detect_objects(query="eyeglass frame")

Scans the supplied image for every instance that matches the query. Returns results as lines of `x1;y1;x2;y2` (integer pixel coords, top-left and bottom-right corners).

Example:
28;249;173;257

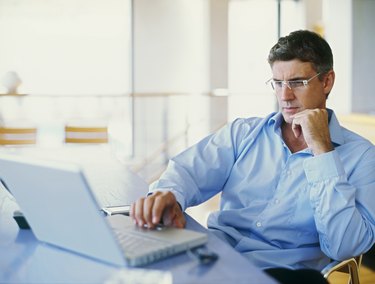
265;72;322;91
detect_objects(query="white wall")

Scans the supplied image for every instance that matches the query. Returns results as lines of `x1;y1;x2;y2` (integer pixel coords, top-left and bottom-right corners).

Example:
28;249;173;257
323;0;353;114
304;0;323;31
210;0;228;90
324;0;375;115
0;0;132;95
132;0;211;159
228;0;305;120
133;0;210;93
352;0;375;114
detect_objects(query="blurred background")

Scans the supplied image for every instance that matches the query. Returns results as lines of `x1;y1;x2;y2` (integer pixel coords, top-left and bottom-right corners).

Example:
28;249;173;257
0;0;374;181
1;2;375;282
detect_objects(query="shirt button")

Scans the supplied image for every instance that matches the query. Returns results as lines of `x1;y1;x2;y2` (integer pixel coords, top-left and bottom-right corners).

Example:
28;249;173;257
274;199;280;204
256;221;262;227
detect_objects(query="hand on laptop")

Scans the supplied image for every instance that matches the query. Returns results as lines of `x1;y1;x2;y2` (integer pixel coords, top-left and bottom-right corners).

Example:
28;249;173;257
130;191;186;229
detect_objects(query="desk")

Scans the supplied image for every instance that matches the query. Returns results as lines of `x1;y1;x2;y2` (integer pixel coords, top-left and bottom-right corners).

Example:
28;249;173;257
0;147;277;284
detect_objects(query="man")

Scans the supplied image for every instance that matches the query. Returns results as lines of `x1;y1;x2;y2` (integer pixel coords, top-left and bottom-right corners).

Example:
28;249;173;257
131;30;375;282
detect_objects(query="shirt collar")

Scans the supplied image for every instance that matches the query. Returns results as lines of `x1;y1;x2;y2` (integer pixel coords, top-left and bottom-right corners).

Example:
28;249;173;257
268;109;344;147
269;112;283;130
328;109;344;146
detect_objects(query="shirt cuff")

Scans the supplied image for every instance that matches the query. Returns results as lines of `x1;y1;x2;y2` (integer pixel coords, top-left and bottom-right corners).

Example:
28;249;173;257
303;150;346;183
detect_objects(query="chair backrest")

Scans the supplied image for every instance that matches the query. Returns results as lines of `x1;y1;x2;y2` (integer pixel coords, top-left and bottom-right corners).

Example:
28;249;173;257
338;113;375;144
0;126;37;145
322;255;362;284
64;125;108;144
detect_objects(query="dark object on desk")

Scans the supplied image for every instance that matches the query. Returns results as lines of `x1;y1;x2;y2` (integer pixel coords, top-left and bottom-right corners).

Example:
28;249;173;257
13;210;31;230
188;247;219;265
1;178;31;230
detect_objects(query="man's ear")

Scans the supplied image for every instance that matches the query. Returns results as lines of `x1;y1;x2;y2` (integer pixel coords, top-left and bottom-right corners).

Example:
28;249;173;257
323;70;335;96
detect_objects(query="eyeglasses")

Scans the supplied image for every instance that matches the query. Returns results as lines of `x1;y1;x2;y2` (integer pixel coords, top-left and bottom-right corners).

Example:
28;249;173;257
266;72;321;91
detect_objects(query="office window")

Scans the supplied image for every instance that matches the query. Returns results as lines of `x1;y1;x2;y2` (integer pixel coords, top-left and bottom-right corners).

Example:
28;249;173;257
0;0;132;153
228;0;304;119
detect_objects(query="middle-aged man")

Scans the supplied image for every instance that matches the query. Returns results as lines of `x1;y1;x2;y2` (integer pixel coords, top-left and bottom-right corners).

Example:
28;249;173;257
131;30;375;283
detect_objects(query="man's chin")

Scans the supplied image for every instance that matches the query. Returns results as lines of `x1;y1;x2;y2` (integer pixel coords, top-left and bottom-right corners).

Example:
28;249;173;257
282;113;293;124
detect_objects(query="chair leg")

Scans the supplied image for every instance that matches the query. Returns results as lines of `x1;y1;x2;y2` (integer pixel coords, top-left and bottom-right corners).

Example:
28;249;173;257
347;259;360;284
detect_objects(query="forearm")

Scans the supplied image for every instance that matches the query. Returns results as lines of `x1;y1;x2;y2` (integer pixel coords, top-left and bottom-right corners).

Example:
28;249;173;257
149;160;202;211
305;150;375;260
149;153;231;210
150;121;241;210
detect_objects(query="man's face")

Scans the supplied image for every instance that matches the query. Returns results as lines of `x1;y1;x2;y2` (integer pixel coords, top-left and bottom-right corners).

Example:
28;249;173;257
271;60;332;124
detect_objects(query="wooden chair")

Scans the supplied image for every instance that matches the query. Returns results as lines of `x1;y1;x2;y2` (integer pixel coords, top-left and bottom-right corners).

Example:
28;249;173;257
322;255;362;284
0;126;37;145
64;123;108;144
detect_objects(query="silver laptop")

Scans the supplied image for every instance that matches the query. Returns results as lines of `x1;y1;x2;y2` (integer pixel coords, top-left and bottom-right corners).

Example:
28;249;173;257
0;153;207;267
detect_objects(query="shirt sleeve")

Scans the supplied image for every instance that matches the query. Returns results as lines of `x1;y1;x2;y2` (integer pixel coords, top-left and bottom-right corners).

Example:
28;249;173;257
304;148;375;260
149;118;248;211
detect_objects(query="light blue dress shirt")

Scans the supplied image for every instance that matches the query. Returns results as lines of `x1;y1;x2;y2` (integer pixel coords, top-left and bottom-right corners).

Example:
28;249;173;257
150;110;375;270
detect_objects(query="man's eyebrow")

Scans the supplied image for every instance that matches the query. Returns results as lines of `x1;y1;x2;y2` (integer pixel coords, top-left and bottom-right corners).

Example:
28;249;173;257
273;76;305;81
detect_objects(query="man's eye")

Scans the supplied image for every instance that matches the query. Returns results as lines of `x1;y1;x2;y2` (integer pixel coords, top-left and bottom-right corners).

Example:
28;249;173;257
288;81;305;88
273;81;283;88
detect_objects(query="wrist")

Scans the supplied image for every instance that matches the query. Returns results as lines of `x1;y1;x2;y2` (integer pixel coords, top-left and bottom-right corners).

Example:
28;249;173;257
311;141;334;156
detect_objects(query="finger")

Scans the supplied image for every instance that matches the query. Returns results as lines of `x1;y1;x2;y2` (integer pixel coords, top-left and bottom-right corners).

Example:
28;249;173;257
163;202;185;228
152;193;169;225
162;208;174;227
172;207;186;228
154;192;180;226
130;202;135;218
143;196;155;228
173;217;186;228
133;197;146;227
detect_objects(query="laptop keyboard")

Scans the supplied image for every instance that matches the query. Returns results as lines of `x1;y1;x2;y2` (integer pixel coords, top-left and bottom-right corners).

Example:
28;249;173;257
115;231;177;266
116;231;169;253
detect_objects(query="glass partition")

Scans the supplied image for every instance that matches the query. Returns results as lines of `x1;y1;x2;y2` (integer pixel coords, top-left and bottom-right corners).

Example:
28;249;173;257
0;0;132;156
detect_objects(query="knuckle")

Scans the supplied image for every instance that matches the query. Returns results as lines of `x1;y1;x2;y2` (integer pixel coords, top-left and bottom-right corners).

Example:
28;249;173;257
143;196;152;205
153;191;163;196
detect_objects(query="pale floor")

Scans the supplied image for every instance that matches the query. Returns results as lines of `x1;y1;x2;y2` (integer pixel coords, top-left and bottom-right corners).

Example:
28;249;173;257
186;195;375;284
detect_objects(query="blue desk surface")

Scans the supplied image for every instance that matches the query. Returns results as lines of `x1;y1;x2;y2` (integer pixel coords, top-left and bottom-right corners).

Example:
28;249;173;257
0;147;277;284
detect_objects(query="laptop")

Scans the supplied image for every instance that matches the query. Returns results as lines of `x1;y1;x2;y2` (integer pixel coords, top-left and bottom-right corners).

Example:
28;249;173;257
0;153;208;267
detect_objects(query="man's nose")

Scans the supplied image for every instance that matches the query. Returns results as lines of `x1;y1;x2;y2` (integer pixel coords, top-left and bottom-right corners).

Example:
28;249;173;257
279;85;295;100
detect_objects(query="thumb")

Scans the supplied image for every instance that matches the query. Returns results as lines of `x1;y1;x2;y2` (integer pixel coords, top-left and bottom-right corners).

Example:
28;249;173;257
163;204;186;228
173;216;186;228
173;209;186;228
